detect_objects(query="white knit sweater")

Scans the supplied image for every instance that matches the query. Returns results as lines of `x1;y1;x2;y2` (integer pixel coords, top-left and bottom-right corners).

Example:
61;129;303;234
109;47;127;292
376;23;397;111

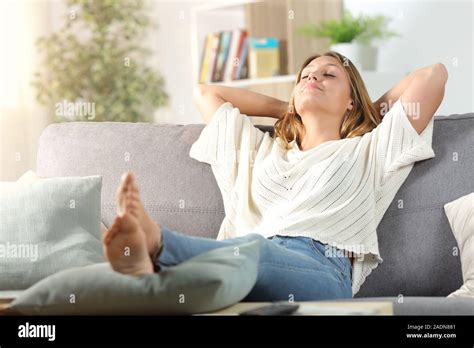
189;99;435;296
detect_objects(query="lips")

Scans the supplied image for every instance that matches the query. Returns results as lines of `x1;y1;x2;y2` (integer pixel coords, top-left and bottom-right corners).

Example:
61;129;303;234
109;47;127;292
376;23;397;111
305;82;323;91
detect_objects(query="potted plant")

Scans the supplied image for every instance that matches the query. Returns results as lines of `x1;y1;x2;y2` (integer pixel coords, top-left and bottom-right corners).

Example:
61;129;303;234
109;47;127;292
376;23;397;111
32;0;169;122
297;10;399;71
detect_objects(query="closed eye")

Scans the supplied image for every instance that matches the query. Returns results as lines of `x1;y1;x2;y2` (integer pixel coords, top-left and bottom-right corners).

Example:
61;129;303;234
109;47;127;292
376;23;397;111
301;74;335;80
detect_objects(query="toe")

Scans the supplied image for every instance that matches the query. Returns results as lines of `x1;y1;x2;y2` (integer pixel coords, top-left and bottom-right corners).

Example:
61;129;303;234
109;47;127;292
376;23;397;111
124;171;139;192
121;171;132;183
126;176;138;197
124;172;134;189
120;212;140;231
130;179;140;193
121;179;130;194
127;192;140;205
124;192;135;214
126;171;135;183
118;172;131;191
103;228;115;245
130;192;140;202
111;216;122;231
103;217;121;244
113;215;122;227
126;202;137;213
117;172;132;196
116;175;130;210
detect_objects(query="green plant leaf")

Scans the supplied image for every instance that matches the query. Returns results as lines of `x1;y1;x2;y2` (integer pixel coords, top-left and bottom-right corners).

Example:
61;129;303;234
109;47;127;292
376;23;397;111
296;9;399;45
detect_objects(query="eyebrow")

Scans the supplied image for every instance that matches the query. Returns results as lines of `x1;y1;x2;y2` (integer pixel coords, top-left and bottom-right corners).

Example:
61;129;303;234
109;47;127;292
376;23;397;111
302;63;342;74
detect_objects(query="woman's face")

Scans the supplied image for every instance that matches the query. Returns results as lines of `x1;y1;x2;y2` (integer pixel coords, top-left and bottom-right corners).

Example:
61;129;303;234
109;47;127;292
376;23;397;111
294;55;353;121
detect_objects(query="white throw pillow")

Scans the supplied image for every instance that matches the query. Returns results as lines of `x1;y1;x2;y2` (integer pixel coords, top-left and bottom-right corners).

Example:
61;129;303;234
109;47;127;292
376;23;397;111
444;192;474;298
0;172;104;290
18;170;108;233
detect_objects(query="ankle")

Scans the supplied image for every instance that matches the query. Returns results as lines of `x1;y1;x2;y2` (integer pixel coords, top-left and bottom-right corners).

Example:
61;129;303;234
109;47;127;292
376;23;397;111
150;225;163;257
150;231;164;272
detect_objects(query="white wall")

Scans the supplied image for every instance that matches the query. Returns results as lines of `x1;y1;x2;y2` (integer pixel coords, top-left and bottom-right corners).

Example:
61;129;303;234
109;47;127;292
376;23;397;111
344;0;474;115
0;0;55;181
147;0;200;125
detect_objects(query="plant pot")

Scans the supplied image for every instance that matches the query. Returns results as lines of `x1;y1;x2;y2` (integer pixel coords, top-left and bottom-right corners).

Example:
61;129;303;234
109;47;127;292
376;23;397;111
330;42;378;71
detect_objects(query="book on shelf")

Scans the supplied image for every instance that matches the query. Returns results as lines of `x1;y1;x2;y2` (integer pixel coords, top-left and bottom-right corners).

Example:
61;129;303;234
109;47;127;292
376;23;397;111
199;33;217;84
224;29;248;82
248;37;280;79
198;29;249;84
235;34;249;80
212;31;231;82
198;31;281;83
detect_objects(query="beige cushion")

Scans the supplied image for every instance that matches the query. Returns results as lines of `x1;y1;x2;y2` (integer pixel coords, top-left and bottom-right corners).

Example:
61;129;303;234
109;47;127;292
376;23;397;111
444;192;474;298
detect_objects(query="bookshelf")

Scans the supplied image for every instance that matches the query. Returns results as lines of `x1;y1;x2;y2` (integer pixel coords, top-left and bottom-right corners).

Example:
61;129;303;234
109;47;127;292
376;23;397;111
190;0;342;86
190;0;252;87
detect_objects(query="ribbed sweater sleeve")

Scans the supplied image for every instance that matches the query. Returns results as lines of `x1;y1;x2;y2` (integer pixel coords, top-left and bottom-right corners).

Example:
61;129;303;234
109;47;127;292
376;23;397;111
372;97;435;189
189;102;266;193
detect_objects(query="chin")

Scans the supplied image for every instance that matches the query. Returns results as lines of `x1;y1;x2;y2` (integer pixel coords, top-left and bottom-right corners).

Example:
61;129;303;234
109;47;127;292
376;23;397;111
295;100;326;114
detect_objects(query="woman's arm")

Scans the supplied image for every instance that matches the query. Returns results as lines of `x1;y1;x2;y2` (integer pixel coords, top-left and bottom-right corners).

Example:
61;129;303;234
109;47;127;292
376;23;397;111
193;84;288;124
373;63;447;115
373;63;448;134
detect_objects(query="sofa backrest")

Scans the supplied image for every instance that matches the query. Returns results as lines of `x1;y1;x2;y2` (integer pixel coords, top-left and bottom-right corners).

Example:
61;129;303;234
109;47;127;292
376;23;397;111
36;113;474;297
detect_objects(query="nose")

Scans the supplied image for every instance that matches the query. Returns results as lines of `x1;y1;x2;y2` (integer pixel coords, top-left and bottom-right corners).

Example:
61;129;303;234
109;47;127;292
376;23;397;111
308;71;318;81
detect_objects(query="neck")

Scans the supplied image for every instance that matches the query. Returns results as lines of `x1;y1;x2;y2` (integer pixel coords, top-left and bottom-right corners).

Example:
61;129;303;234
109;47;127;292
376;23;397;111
298;112;342;151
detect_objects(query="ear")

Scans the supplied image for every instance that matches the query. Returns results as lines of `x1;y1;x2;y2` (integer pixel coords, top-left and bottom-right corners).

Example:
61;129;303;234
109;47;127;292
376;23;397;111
347;100;354;111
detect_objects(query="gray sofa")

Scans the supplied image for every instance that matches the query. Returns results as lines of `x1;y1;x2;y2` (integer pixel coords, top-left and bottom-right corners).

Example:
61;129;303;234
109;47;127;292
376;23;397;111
31;112;474;315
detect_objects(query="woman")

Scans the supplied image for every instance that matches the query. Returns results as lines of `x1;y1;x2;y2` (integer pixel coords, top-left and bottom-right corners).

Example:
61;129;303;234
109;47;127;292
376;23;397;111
103;51;448;301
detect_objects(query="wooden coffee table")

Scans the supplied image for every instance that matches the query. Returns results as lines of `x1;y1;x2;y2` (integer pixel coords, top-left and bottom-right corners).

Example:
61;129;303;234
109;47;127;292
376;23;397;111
203;301;393;315
0;299;13;314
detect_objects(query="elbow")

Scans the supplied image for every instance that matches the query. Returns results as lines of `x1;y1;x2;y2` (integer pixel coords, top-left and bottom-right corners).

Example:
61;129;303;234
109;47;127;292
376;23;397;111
417;63;448;89
193;84;218;105
430;63;449;84
193;84;207;102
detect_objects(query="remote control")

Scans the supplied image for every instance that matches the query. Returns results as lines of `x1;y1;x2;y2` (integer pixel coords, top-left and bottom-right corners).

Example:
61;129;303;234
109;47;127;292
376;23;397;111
239;303;299;316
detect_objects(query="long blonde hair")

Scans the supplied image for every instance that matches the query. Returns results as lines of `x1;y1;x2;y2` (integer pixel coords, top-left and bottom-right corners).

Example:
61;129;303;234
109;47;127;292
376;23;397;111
273;51;381;149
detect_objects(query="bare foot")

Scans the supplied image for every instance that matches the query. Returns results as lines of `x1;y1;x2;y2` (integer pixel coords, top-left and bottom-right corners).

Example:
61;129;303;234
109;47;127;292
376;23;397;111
116;172;162;257
103;212;153;276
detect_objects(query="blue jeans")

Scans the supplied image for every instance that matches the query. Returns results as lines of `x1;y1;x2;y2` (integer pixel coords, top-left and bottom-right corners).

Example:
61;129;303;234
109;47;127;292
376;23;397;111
155;226;353;302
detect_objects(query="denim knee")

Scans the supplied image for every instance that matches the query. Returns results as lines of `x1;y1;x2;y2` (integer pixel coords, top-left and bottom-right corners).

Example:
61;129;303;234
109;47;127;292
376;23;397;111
233;233;268;259
241;233;266;242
